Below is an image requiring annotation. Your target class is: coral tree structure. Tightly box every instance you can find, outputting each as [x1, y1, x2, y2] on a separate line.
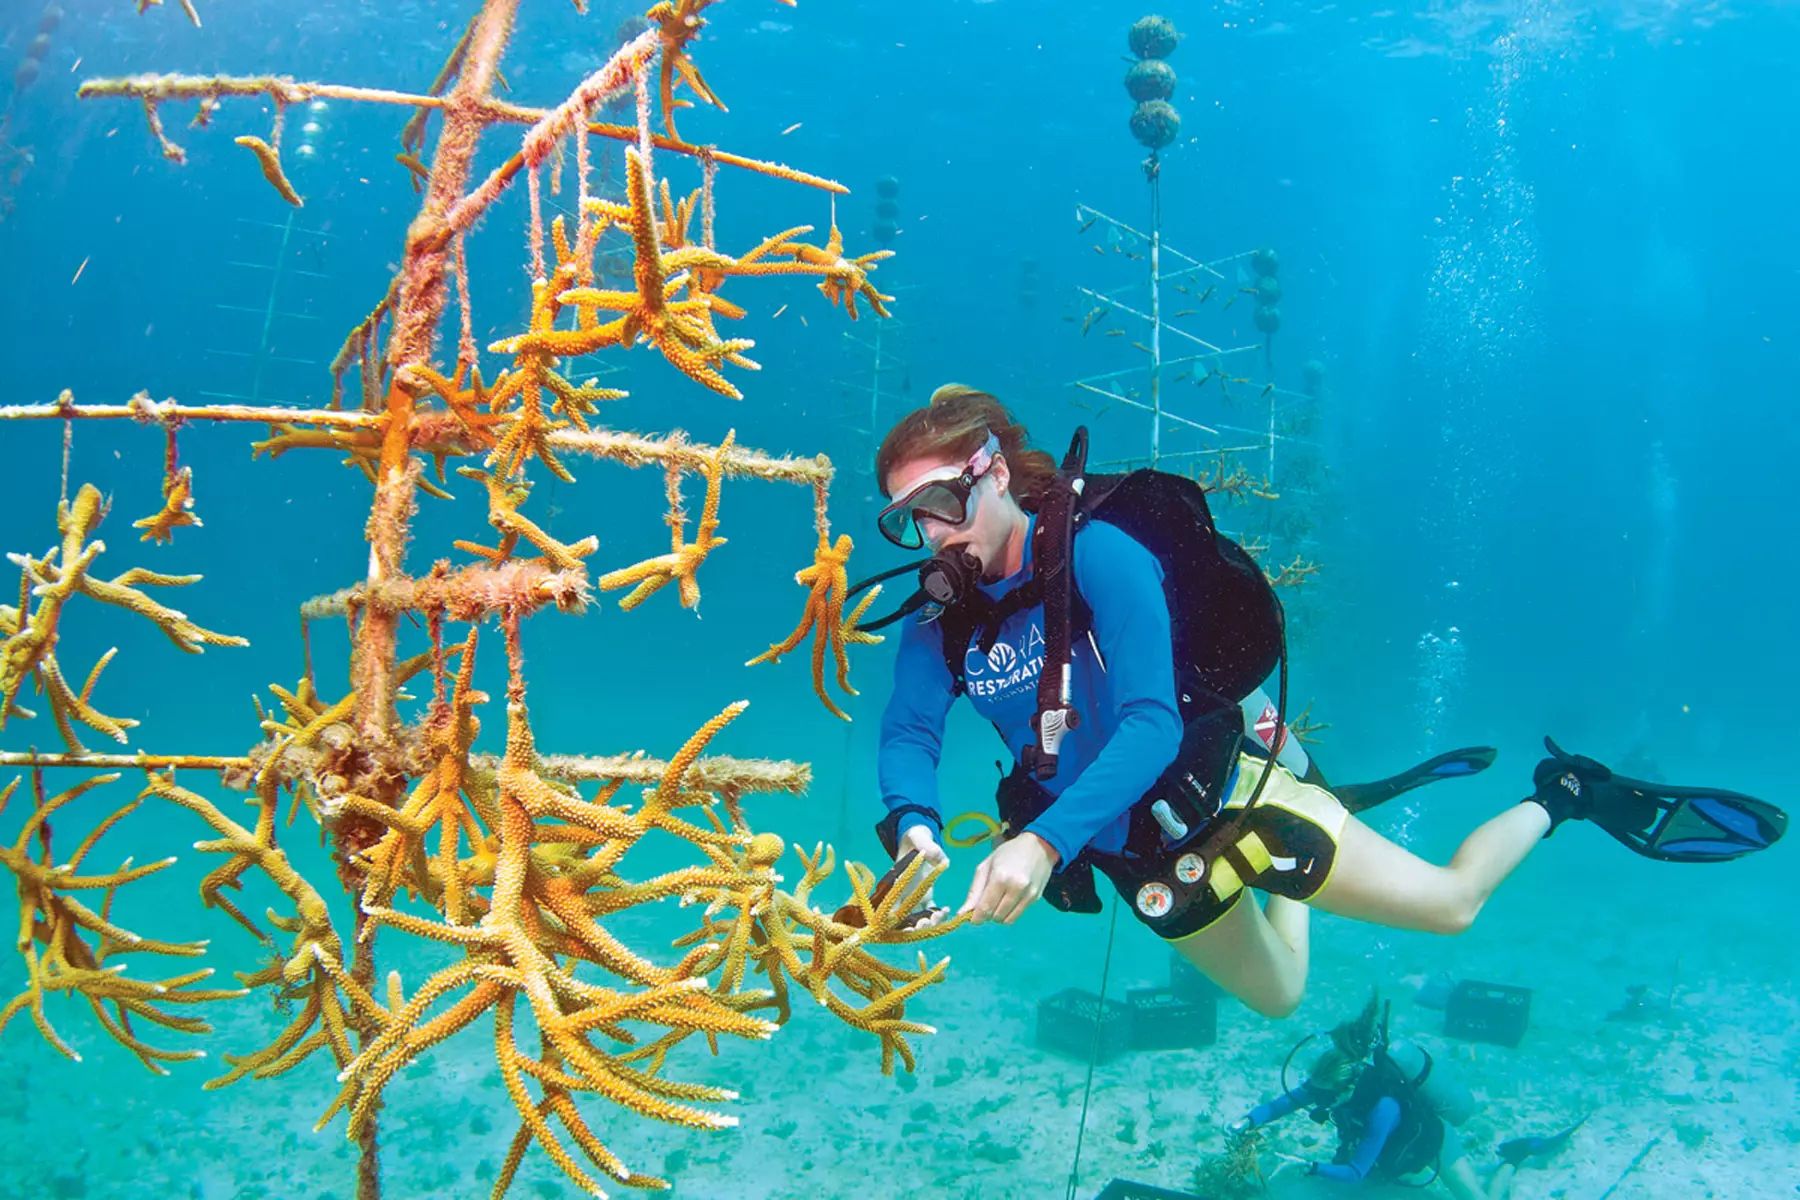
[0, 4, 944, 1198]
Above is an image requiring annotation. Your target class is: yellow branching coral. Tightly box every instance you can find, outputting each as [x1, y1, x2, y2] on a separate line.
[19, 9, 939, 1200]
[665, 835, 960, 1078]
[348, 679, 767, 1196]
[133, 464, 202, 544]
[234, 134, 302, 206]
[136, 0, 203, 28]
[598, 431, 732, 611]
[646, 0, 798, 139]
[139, 770, 389, 1091]
[493, 145, 759, 400]
[252, 421, 466, 501]
[0, 773, 245, 1071]
[454, 466, 599, 572]
[0, 483, 245, 749]
[357, 628, 495, 923]
[774, 222, 896, 320]
[748, 529, 884, 721]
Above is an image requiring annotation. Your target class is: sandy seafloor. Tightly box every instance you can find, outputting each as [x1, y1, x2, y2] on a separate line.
[2, 831, 1796, 1200]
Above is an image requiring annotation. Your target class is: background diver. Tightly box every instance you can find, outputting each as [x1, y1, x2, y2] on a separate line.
[866, 385, 1787, 1017]
[1231, 1002, 1582, 1198]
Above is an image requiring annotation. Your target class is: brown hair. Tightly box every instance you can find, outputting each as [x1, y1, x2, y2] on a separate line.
[874, 384, 1059, 506]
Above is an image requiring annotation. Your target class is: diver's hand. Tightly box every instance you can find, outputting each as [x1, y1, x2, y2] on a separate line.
[897, 824, 949, 872]
[960, 832, 1057, 925]
[894, 826, 951, 928]
[1267, 1157, 1312, 1184]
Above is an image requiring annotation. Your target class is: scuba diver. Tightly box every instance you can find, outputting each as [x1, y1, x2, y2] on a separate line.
[864, 385, 1788, 1017]
[1227, 993, 1384, 1138]
[1250, 1007, 1583, 1197]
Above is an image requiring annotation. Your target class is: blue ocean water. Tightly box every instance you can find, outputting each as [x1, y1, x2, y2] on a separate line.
[1, 0, 1796, 1197]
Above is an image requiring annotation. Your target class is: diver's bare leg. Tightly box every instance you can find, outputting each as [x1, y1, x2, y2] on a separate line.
[1169, 893, 1309, 1019]
[1265, 894, 1310, 976]
[1438, 1156, 1491, 1200]
[1310, 805, 1549, 935]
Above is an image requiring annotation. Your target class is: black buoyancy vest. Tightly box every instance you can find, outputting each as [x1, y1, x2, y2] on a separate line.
[934, 452, 1284, 739]
[1332, 1050, 1446, 1180]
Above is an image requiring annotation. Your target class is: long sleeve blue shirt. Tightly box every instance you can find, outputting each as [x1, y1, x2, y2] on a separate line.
[1312, 1096, 1401, 1183]
[876, 516, 1184, 866]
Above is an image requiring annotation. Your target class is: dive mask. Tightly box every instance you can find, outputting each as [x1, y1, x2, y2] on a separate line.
[876, 432, 1001, 550]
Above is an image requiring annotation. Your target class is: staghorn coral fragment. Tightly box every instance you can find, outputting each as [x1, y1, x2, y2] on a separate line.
[140, 771, 389, 1089]
[136, 0, 203, 27]
[644, 0, 793, 140]
[0, 774, 245, 1072]
[455, 466, 598, 571]
[598, 431, 732, 611]
[747, 530, 881, 721]
[1, 484, 243, 747]
[234, 134, 302, 206]
[1267, 554, 1320, 589]
[345, 661, 778, 1194]
[133, 465, 202, 544]
[667, 826, 961, 1078]
[494, 144, 760, 401]
[356, 628, 494, 923]
[772, 222, 895, 320]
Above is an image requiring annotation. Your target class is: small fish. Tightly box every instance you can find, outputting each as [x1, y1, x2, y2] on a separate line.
[1194, 371, 1212, 386]
[1173, 370, 1191, 382]
[1104, 329, 1124, 338]
[1240, 286, 1260, 295]
[1198, 284, 1216, 303]
[1131, 341, 1150, 354]
[1092, 245, 1105, 256]
[1123, 250, 1144, 260]
[1077, 215, 1098, 234]
[1222, 295, 1237, 311]
[1260, 384, 1274, 397]
[1174, 309, 1199, 318]
[772, 303, 788, 318]
[780, 122, 802, 135]
[1081, 307, 1110, 335]
[1230, 376, 1251, 385]
[71, 256, 89, 285]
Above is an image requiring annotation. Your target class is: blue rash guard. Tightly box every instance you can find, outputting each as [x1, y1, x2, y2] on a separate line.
[876, 516, 1184, 867]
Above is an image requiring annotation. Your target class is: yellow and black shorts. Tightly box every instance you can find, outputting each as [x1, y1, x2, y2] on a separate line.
[1092, 752, 1348, 941]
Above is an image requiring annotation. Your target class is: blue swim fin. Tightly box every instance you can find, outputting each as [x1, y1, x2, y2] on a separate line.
[1498, 1119, 1584, 1167]
[1536, 738, 1787, 862]
[1336, 747, 1498, 815]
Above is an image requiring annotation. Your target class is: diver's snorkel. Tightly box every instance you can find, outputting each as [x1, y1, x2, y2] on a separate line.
[848, 547, 985, 632]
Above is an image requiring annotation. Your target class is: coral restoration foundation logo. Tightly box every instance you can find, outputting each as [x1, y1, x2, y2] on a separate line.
[963, 621, 1045, 702]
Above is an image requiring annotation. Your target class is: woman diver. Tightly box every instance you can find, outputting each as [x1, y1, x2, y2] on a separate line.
[867, 385, 1784, 1018]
